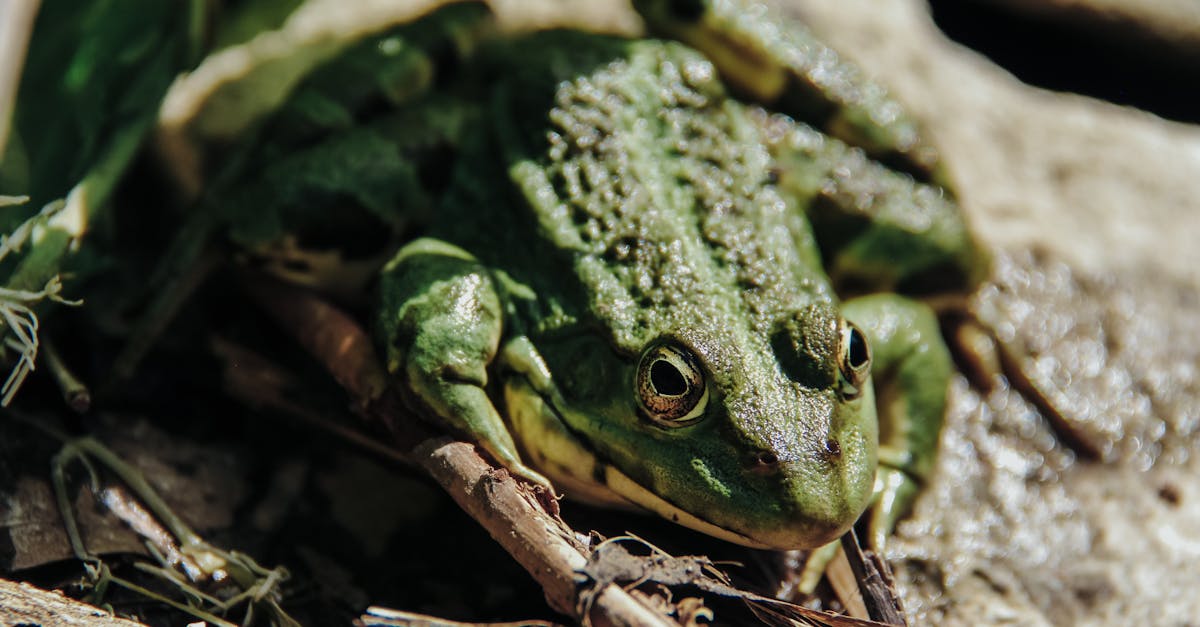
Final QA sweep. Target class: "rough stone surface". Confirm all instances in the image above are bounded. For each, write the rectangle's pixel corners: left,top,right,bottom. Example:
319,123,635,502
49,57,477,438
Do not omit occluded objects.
892,251,1200,625
789,0,1200,288
785,1,1200,624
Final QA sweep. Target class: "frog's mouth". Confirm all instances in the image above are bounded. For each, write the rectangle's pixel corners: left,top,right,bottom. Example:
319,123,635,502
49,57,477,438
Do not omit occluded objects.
504,374,775,549
595,462,775,549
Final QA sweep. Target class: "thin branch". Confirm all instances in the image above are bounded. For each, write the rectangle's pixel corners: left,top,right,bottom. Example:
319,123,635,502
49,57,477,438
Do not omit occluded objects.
362,605,564,627
41,337,92,412
239,272,678,627
0,578,147,627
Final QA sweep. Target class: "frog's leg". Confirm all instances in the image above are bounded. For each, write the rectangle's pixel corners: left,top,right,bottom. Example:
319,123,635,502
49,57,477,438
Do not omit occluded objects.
634,0,945,185
762,117,989,297
377,237,551,489
842,294,951,548
797,294,951,593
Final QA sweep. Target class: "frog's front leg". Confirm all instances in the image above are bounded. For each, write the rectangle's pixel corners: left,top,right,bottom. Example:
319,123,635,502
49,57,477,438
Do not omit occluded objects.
842,294,951,549
377,238,551,489
765,117,989,297
799,294,951,592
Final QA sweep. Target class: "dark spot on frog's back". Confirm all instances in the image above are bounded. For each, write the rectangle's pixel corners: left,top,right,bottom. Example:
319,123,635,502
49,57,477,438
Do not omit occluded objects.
770,304,839,389
604,236,642,264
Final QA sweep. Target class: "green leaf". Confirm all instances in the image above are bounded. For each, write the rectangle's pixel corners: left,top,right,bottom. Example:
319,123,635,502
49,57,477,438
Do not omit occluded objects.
13,0,196,206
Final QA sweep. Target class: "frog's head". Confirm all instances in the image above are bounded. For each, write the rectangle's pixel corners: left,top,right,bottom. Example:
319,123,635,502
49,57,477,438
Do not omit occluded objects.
523,302,878,550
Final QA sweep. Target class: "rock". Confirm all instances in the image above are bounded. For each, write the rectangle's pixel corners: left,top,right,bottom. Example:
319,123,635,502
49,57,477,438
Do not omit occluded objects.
785,1,1200,624
789,0,1200,288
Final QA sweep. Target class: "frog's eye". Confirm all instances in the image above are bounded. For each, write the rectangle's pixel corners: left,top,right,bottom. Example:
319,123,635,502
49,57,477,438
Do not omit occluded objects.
838,321,872,399
636,343,709,426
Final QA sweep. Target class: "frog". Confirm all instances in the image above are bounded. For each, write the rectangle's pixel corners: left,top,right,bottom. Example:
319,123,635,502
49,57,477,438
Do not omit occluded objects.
366,0,988,554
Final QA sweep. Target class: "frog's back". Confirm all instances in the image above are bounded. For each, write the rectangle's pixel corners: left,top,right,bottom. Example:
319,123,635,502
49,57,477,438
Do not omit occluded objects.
440,32,837,356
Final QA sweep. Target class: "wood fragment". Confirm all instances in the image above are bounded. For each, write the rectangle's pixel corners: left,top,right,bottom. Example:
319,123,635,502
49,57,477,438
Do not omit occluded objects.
363,605,564,627
0,0,39,152
0,578,148,627
839,532,907,626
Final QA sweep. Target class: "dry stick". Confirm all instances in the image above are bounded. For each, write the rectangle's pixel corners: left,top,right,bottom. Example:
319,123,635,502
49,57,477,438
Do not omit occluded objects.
0,578,147,627
211,336,411,467
239,273,676,627
40,338,92,413
363,605,563,627
839,533,906,626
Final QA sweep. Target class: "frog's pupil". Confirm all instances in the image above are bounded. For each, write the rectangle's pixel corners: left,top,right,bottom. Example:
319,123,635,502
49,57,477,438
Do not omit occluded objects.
848,328,869,370
650,360,688,396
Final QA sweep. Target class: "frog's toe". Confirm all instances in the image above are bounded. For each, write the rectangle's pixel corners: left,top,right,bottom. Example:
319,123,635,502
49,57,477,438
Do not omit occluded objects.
507,459,555,493
868,465,920,551
475,436,555,492
797,540,841,594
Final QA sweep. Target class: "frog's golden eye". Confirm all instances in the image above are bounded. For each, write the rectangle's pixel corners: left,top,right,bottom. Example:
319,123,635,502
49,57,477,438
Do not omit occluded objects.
838,321,872,399
636,343,708,426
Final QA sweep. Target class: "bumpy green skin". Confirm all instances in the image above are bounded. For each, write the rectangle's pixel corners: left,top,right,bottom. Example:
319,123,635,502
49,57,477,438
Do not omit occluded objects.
376,4,980,550
635,0,949,185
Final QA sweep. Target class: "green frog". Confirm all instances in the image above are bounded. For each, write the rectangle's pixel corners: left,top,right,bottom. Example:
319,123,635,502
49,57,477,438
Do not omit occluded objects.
366,0,987,552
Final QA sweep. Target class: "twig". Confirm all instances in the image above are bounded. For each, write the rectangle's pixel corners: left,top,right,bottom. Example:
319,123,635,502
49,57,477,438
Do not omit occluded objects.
211,334,410,466
0,578,147,627
239,272,677,627
839,532,906,626
362,605,563,626
41,337,92,412
239,273,388,407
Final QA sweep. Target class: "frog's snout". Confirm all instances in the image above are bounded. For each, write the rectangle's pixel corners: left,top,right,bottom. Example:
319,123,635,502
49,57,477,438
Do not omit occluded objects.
746,436,844,475
730,411,876,549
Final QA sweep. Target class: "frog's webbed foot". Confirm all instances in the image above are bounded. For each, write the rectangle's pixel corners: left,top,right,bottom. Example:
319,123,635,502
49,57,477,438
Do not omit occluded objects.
378,238,552,491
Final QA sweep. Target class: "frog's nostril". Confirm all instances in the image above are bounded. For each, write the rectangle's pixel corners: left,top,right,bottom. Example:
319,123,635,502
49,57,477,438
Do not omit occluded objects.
747,450,780,475
823,438,842,458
